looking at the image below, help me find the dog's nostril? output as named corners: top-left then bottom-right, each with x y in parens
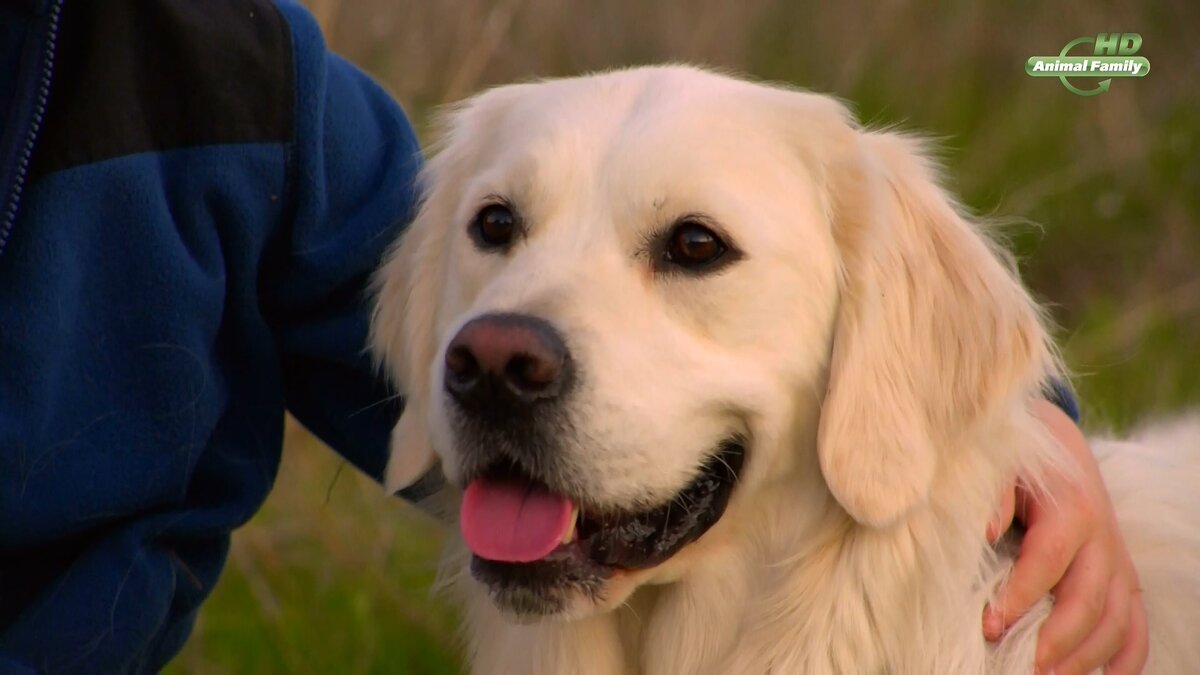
top-left (445, 345), bottom-right (480, 382)
top-left (506, 353), bottom-right (562, 392)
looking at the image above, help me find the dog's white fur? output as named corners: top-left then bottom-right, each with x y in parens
top-left (371, 66), bottom-right (1200, 673)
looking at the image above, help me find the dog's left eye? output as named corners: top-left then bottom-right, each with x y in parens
top-left (664, 221), bottom-right (728, 270)
top-left (470, 203), bottom-right (519, 250)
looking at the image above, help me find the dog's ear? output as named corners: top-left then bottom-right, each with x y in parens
top-left (381, 400), bottom-right (439, 495)
top-left (371, 214), bottom-right (443, 493)
top-left (817, 129), bottom-right (1053, 528)
top-left (370, 162), bottom-right (454, 495)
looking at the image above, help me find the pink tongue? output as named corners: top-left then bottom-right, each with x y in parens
top-left (460, 476), bottom-right (575, 563)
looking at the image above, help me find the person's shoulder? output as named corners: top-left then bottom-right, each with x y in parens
top-left (31, 0), bottom-right (301, 180)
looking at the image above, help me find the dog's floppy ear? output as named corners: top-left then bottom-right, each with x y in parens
top-left (381, 400), bottom-right (439, 495)
top-left (817, 129), bottom-right (1053, 528)
top-left (370, 157), bottom-right (458, 495)
top-left (370, 210), bottom-right (445, 494)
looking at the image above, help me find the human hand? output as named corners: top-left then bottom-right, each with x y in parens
top-left (984, 399), bottom-right (1148, 674)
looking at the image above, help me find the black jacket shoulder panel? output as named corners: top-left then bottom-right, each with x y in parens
top-left (30, 0), bottom-right (294, 180)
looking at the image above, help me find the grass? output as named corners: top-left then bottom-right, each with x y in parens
top-left (169, 1), bottom-right (1199, 672)
top-left (165, 421), bottom-right (460, 674)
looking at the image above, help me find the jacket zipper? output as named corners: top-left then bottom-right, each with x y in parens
top-left (0, 0), bottom-right (63, 260)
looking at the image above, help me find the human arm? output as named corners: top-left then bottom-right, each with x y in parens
top-left (263, 1), bottom-right (422, 483)
top-left (985, 399), bottom-right (1148, 674)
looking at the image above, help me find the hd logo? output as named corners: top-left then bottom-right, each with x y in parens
top-left (1026, 33), bottom-right (1150, 96)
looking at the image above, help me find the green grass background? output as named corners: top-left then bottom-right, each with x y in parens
top-left (167, 1), bottom-right (1199, 672)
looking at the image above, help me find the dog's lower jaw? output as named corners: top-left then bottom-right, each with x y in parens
top-left (461, 565), bottom-right (752, 675)
top-left (462, 585), bottom-right (631, 675)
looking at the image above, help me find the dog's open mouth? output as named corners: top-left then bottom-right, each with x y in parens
top-left (461, 440), bottom-right (744, 614)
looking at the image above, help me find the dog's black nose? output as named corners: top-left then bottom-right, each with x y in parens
top-left (444, 313), bottom-right (572, 411)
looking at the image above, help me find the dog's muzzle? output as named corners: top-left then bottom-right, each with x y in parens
top-left (441, 312), bottom-right (745, 617)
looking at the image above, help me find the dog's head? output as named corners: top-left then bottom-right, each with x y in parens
top-left (371, 66), bottom-right (1054, 619)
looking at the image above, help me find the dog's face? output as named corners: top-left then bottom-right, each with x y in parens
top-left (372, 67), bottom-right (1051, 620)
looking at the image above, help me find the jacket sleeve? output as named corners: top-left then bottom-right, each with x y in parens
top-left (1045, 378), bottom-right (1082, 423)
top-left (264, 1), bottom-right (421, 481)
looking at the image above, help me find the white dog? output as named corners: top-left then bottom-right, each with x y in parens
top-left (370, 66), bottom-right (1200, 674)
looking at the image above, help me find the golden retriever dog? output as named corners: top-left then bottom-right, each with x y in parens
top-left (370, 66), bottom-right (1200, 674)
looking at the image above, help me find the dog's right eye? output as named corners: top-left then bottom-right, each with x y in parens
top-left (662, 220), bottom-right (732, 272)
top-left (470, 203), bottom-right (519, 250)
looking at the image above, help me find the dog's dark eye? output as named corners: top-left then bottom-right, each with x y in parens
top-left (470, 203), bottom-right (518, 249)
top-left (664, 221), bottom-right (727, 269)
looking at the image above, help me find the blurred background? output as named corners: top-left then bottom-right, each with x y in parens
top-left (167, 1), bottom-right (1199, 672)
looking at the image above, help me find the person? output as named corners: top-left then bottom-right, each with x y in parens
top-left (0, 0), bottom-right (1147, 673)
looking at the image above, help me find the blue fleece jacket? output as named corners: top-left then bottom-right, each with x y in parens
top-left (0, 0), bottom-right (420, 671)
